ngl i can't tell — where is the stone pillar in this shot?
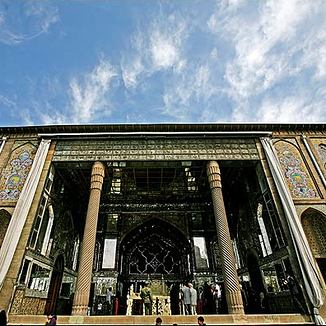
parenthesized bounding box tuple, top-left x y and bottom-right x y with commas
(72, 161, 105, 315)
(207, 161, 244, 314)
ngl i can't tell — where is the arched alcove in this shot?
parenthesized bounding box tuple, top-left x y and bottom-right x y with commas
(301, 208, 326, 282)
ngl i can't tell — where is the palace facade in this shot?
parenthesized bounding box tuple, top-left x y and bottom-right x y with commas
(0, 124, 325, 324)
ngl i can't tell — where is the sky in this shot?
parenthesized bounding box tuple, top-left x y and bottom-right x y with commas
(0, 0, 325, 126)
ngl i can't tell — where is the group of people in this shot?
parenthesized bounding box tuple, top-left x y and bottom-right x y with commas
(182, 282, 223, 315)
(181, 283, 198, 315)
(140, 281, 223, 316)
(155, 316, 206, 325)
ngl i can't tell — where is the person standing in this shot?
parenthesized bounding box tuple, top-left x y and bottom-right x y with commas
(189, 283, 197, 315)
(106, 287, 114, 315)
(196, 286, 204, 314)
(141, 282, 153, 315)
(213, 284, 222, 314)
(155, 317, 162, 325)
(203, 282, 214, 314)
(181, 283, 191, 315)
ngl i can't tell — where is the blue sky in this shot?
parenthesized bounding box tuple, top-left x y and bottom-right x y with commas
(0, 0, 325, 126)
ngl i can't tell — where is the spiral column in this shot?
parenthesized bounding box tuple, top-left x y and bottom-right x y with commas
(207, 161, 244, 314)
(72, 161, 105, 315)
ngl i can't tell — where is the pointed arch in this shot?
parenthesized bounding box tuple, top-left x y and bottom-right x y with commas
(301, 208, 326, 258)
(119, 218, 191, 278)
(301, 208, 326, 282)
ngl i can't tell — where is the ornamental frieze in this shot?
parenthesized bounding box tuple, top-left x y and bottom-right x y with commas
(119, 213, 187, 238)
(53, 138, 259, 161)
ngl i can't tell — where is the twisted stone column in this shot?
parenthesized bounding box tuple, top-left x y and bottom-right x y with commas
(72, 161, 105, 315)
(207, 161, 244, 314)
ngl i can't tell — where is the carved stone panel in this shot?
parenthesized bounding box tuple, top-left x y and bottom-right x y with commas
(53, 138, 259, 162)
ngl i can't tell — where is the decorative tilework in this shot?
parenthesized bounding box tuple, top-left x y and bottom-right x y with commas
(10, 288, 24, 315)
(10, 287, 46, 315)
(0, 142, 37, 200)
(274, 140, 318, 198)
(53, 138, 259, 162)
(314, 142, 326, 178)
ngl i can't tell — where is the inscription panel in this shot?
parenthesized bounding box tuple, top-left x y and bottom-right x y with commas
(53, 138, 259, 161)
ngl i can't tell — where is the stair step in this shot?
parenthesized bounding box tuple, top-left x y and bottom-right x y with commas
(8, 314, 314, 325)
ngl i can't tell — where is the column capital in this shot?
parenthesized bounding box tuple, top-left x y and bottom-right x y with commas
(90, 161, 105, 190)
(207, 160, 222, 189)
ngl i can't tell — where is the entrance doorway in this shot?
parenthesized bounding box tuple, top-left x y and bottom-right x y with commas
(118, 218, 191, 315)
(44, 255, 64, 315)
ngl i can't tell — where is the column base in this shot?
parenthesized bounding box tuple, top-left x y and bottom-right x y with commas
(226, 290, 245, 314)
(71, 304, 88, 316)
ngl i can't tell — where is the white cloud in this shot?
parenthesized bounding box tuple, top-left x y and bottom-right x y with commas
(229, 1, 315, 99)
(232, 85, 326, 123)
(209, 1, 318, 98)
(39, 111, 67, 125)
(69, 59, 117, 122)
(162, 64, 220, 121)
(210, 47, 219, 60)
(0, 95, 16, 108)
(150, 15, 186, 70)
(151, 31, 179, 69)
(121, 14, 188, 89)
(0, 1, 59, 45)
(301, 29, 326, 80)
(14, 98, 68, 126)
(0, 12, 4, 26)
(206, 0, 326, 122)
(256, 95, 326, 123)
(121, 56, 144, 89)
